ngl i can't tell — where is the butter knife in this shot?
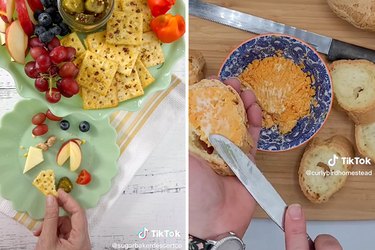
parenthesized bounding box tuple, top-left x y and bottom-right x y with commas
(208, 134, 315, 249)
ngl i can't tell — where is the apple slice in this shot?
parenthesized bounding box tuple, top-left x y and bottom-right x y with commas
(0, 0, 15, 23)
(24, 0, 36, 24)
(15, 0, 34, 36)
(5, 20, 28, 64)
(69, 141, 82, 171)
(0, 17, 7, 33)
(26, 0, 42, 12)
(0, 32, 5, 45)
(56, 140, 70, 166)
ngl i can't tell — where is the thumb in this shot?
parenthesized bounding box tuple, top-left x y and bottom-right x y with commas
(40, 195, 58, 246)
(284, 204, 309, 250)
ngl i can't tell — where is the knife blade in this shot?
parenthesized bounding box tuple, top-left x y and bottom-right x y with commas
(190, 0, 375, 62)
(208, 134, 315, 249)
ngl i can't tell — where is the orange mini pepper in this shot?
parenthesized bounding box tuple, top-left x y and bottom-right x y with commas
(150, 14, 185, 43)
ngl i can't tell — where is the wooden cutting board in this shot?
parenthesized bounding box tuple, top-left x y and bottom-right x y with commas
(190, 0, 375, 220)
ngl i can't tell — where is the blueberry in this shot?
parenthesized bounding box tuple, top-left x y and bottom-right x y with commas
(33, 9, 43, 20)
(59, 22, 71, 36)
(60, 120, 70, 130)
(45, 7, 57, 15)
(79, 121, 90, 132)
(39, 30, 54, 43)
(52, 12, 63, 23)
(34, 25, 46, 36)
(38, 13, 52, 27)
(50, 26, 61, 36)
(41, 0, 53, 8)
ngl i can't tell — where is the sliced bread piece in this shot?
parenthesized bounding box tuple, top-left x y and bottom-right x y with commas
(189, 79, 253, 176)
(298, 135, 354, 203)
(355, 122, 375, 162)
(330, 60, 375, 124)
(189, 50, 206, 85)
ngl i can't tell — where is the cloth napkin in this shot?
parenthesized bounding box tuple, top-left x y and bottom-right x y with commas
(0, 75, 185, 232)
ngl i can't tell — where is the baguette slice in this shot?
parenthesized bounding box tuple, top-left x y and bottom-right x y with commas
(355, 122, 375, 162)
(189, 50, 206, 85)
(189, 79, 253, 176)
(330, 60, 375, 124)
(298, 135, 354, 204)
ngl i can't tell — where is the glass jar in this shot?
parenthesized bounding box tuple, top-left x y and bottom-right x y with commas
(57, 0, 114, 33)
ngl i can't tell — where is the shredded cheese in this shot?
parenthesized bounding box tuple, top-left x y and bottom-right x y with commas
(240, 56, 315, 134)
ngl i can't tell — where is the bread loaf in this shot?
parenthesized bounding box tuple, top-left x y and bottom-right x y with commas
(330, 60, 375, 124)
(355, 122, 375, 162)
(189, 79, 253, 176)
(189, 50, 206, 85)
(299, 135, 354, 203)
(327, 0, 375, 31)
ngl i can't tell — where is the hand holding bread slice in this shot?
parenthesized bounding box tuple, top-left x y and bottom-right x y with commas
(189, 79, 254, 176)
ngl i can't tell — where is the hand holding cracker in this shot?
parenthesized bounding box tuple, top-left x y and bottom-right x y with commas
(34, 189, 91, 250)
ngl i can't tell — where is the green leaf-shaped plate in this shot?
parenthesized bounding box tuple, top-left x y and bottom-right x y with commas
(0, 0, 185, 120)
(0, 99, 120, 219)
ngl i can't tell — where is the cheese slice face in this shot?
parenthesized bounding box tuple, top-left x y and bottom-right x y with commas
(23, 146, 44, 174)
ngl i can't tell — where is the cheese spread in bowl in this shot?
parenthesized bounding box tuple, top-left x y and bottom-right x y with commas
(219, 34, 332, 151)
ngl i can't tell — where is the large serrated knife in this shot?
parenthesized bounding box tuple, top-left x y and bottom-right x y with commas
(208, 134, 315, 250)
(190, 0, 375, 62)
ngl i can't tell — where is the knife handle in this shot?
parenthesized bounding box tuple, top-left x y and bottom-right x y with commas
(328, 39, 375, 62)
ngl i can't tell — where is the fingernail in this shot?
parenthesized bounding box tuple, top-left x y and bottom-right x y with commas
(288, 204, 302, 220)
(47, 195, 55, 206)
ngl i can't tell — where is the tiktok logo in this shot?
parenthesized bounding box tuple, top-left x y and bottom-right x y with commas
(328, 154, 339, 167)
(138, 227, 149, 240)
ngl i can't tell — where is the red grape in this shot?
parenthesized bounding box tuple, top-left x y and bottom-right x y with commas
(24, 61, 40, 79)
(45, 88, 61, 103)
(35, 78, 49, 92)
(48, 65, 59, 76)
(58, 78, 79, 97)
(30, 47, 49, 60)
(29, 37, 44, 48)
(47, 37, 61, 51)
(35, 55, 51, 73)
(49, 46, 68, 64)
(32, 112, 46, 125)
(46, 109, 62, 121)
(32, 124, 48, 136)
(59, 62, 79, 78)
(65, 47, 76, 61)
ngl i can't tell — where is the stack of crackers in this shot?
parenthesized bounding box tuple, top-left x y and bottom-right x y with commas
(60, 0, 165, 110)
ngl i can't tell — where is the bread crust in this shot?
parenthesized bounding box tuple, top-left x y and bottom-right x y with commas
(330, 60, 375, 124)
(355, 123, 375, 162)
(327, 0, 375, 31)
(189, 79, 253, 176)
(189, 50, 206, 85)
(298, 135, 354, 203)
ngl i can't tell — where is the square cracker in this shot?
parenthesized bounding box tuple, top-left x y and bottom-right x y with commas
(82, 82, 119, 110)
(135, 59, 154, 88)
(106, 11, 143, 46)
(77, 51, 118, 95)
(140, 32, 165, 67)
(60, 32, 86, 57)
(86, 31, 139, 76)
(115, 70, 144, 102)
(73, 51, 86, 69)
(32, 169, 57, 196)
(121, 0, 152, 32)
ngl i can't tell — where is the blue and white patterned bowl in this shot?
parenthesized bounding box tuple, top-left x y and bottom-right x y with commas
(219, 34, 332, 152)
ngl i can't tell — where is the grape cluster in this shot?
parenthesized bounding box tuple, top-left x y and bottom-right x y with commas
(33, 0, 71, 43)
(25, 36, 80, 104)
